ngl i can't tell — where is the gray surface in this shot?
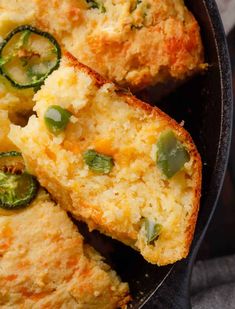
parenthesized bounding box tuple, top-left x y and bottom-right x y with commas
(191, 255, 235, 308)
(216, 0, 235, 34)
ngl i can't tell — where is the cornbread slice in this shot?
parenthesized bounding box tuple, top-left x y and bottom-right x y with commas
(1, 0, 204, 92)
(34, 0, 205, 90)
(10, 53, 202, 266)
(0, 190, 130, 308)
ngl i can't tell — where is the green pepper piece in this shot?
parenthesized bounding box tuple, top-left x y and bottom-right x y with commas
(83, 149, 114, 174)
(156, 131, 190, 179)
(27, 65, 47, 83)
(144, 218, 162, 244)
(15, 30, 31, 50)
(86, 0, 106, 12)
(0, 25, 61, 89)
(0, 151, 39, 210)
(0, 56, 11, 66)
(44, 105, 72, 135)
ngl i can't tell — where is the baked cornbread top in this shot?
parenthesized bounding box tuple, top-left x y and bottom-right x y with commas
(0, 190, 129, 308)
(35, 0, 205, 90)
(10, 53, 202, 265)
(0, 0, 204, 93)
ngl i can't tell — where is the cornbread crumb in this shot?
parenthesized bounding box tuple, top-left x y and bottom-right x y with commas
(0, 110, 17, 152)
(35, 0, 205, 90)
(10, 53, 202, 265)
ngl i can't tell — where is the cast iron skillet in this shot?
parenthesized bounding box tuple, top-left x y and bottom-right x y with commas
(76, 0, 233, 308)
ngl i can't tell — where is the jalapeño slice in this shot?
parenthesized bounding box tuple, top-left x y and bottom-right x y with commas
(0, 151, 39, 210)
(83, 150, 114, 174)
(0, 25, 61, 89)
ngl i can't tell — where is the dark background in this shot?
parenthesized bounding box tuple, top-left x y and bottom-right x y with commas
(196, 28, 235, 261)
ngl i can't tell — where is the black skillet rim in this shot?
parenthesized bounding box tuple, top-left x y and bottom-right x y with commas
(138, 0, 233, 307)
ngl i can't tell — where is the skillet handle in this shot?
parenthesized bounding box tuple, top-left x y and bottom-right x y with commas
(144, 259, 192, 309)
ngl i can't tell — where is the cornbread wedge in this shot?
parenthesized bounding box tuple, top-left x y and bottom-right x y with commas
(0, 190, 130, 308)
(0, 0, 204, 92)
(35, 0, 205, 90)
(10, 53, 202, 266)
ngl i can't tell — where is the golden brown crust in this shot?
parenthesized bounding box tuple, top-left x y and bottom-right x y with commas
(35, 0, 205, 90)
(183, 152, 202, 257)
(0, 0, 205, 112)
(65, 51, 108, 88)
(65, 51, 202, 261)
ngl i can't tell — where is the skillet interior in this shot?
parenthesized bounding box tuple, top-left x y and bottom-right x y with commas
(74, 0, 233, 307)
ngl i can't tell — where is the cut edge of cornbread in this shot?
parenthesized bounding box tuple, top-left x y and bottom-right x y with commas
(64, 52, 202, 263)
(9, 52, 202, 266)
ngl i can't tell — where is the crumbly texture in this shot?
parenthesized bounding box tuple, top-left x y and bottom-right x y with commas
(0, 190, 130, 308)
(0, 0, 204, 93)
(35, 0, 205, 90)
(10, 53, 202, 266)
(0, 109, 18, 152)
